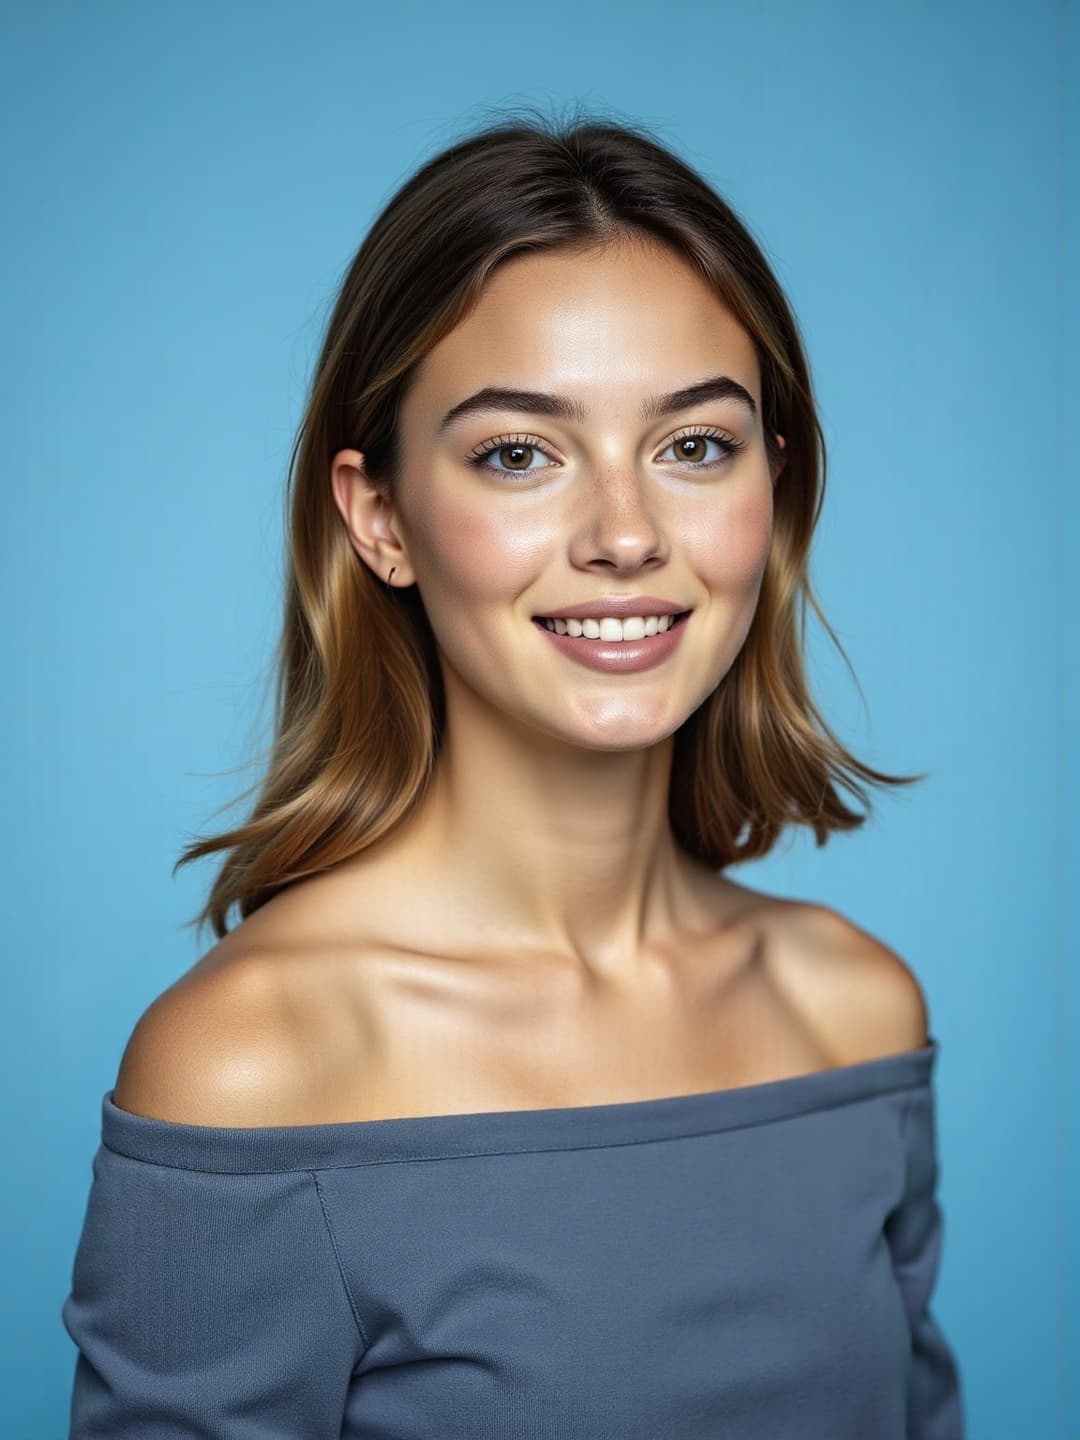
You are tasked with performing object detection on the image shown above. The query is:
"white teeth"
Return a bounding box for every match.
[541,614,682,641]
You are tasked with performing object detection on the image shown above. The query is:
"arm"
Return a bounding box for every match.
[772,904,967,1435]
[61,1147,364,1437]
[60,969,366,1437]
[885,1080,967,1439]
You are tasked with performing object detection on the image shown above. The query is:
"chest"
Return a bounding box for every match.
[295,922,833,1123]
[318,1091,912,1439]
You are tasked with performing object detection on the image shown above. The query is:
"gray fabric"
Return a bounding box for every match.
[62,1036,965,1437]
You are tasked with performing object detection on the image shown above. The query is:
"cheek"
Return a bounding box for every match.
[412,495,545,606]
[691,488,774,590]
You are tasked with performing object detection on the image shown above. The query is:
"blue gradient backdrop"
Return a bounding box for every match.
[2,1,1075,1435]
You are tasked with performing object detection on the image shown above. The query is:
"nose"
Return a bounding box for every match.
[568,469,665,573]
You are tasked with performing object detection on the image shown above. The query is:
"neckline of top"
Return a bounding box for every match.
[98,1037,939,1174]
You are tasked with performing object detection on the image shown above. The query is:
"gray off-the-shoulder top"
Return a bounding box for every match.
[61,1035,965,1438]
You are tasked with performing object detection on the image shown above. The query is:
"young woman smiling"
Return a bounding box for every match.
[62,108,965,1438]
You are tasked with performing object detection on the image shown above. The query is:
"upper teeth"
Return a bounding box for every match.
[540,615,680,640]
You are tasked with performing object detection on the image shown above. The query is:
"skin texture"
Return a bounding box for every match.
[113,234,929,1126]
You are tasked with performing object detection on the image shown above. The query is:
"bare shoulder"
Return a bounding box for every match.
[110,944,317,1127]
[762,898,931,1066]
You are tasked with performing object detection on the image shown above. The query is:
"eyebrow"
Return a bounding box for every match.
[436,374,758,434]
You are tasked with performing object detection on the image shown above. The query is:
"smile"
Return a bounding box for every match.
[536,612,690,641]
[531,611,692,674]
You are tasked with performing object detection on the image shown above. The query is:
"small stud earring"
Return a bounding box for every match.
[385,565,397,593]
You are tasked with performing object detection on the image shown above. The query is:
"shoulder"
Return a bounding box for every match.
[762,899,931,1066]
[110,943,320,1127]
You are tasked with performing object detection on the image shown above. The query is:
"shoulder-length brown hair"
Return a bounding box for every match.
[175,103,925,943]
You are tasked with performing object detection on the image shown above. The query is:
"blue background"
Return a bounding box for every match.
[2,1,1075,1434]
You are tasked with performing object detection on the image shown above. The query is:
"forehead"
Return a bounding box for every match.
[408,237,761,418]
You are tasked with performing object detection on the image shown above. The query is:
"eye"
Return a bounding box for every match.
[658,427,747,469]
[465,426,748,478]
[465,433,559,477]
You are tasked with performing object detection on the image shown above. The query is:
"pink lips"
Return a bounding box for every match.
[532,612,690,673]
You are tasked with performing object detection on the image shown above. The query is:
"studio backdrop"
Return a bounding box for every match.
[1,1,1075,1436]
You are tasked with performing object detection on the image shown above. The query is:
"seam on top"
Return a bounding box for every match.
[898,1087,914,1198]
[309,1169,372,1353]
[884,1090,917,1270]
[100,1076,926,1175]
[306,1081,925,1173]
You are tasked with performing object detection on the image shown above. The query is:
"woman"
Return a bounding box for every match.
[61,108,965,1437]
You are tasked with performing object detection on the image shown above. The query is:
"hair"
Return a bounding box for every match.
[174,101,926,943]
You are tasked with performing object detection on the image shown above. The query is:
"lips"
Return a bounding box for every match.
[532,608,692,674]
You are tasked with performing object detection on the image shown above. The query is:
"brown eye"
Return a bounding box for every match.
[466,433,558,477]
[676,436,708,462]
[499,444,535,470]
[659,429,747,469]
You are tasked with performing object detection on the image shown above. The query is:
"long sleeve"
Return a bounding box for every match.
[60,1139,366,1438]
[884,1081,966,1439]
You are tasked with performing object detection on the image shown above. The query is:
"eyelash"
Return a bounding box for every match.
[464,426,748,477]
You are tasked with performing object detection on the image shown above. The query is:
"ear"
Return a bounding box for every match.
[770,433,786,486]
[330,449,416,589]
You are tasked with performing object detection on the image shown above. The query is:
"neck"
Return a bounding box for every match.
[346,679,719,984]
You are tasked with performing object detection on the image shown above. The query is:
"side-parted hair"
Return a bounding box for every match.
[175,102,925,942]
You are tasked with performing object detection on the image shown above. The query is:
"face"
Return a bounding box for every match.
[333,235,784,751]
